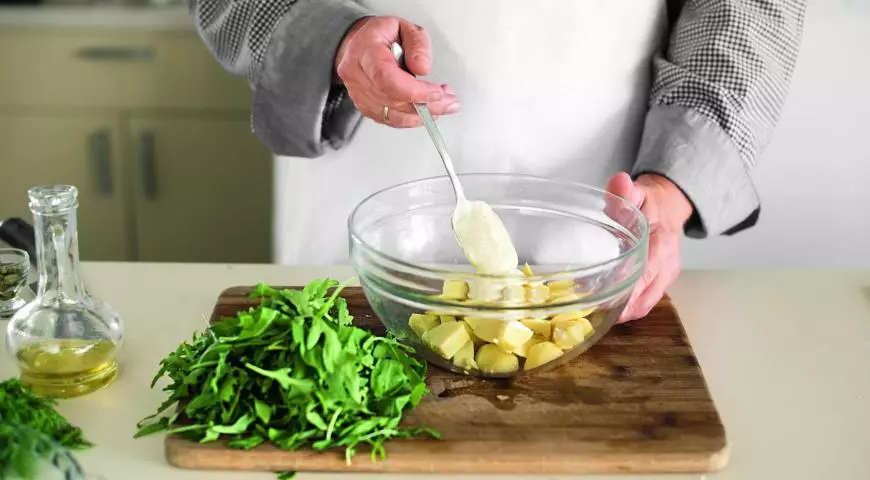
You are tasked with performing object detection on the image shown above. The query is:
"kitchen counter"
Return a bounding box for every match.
[1,262,868,480]
[0,5,191,30]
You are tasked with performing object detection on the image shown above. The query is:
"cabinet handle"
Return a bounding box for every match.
[139,131,158,200]
[89,130,112,195]
[75,46,155,62]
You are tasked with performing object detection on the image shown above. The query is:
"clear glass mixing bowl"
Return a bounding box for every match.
[349,174,648,378]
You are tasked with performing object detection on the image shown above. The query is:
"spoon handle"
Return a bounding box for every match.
[390,42,466,202]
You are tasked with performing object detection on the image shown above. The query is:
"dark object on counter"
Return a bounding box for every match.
[0,218,36,265]
[0,0,44,5]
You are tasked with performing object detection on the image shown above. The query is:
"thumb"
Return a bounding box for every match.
[398,20,433,76]
[606,172,644,207]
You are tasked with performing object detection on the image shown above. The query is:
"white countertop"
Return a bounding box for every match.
[2,262,869,480]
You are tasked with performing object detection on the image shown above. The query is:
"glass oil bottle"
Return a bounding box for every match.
[4,185,124,398]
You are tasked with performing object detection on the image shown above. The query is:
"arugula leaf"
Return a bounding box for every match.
[254,399,272,424]
[135,280,439,479]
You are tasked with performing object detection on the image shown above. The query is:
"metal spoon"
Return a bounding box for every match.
[390,43,518,274]
[390,42,466,203]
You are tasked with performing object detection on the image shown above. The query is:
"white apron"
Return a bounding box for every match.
[274,0,668,265]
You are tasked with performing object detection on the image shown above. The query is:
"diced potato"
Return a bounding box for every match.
[464,316,498,341]
[502,284,526,304]
[457,320,475,339]
[524,341,565,370]
[439,315,458,323]
[522,263,534,278]
[546,279,575,298]
[496,321,534,351]
[409,313,441,338]
[524,283,550,304]
[461,320,488,347]
[511,335,546,358]
[422,321,471,360]
[465,317,534,351]
[548,290,596,316]
[467,277,504,303]
[551,315,594,350]
[548,292,579,303]
[520,317,552,340]
[551,312,588,323]
[441,280,469,300]
[463,316,482,329]
[426,310,453,320]
[452,340,478,370]
[475,344,519,374]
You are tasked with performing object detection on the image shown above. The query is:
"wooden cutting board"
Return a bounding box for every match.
[164,286,728,475]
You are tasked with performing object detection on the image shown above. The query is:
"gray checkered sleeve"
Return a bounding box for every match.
[632,0,808,237]
[188,0,372,157]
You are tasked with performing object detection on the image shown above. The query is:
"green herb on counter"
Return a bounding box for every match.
[135,279,440,475]
[0,379,92,480]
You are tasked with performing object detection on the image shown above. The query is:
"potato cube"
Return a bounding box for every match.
[511,335,546,358]
[461,317,488,348]
[409,313,441,337]
[524,283,550,304]
[546,279,575,298]
[475,344,519,374]
[548,290,596,316]
[467,277,504,303]
[502,284,527,304]
[524,341,565,370]
[441,280,469,300]
[551,315,594,350]
[550,312,588,323]
[422,321,471,359]
[452,340,478,370]
[465,317,534,351]
[520,317,552,340]
[522,263,534,278]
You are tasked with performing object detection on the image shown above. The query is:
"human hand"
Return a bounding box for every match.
[605,172,693,323]
[335,16,460,128]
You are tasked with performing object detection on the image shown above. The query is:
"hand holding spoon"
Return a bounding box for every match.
[391,43,518,275]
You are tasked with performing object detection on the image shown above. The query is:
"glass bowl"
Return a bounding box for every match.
[349,174,648,378]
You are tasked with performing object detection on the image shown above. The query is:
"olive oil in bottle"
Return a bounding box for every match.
[16,339,118,398]
[5,185,124,398]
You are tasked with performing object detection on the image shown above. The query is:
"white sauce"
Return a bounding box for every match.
[451,199,519,275]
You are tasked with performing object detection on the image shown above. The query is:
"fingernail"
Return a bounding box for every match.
[427,92,443,102]
[446,102,461,113]
[412,53,430,65]
[442,84,455,95]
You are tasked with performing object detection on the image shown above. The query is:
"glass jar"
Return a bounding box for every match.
[0,248,30,318]
[5,185,124,398]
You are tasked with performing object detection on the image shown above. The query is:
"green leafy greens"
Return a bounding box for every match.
[135,279,439,477]
[0,379,92,480]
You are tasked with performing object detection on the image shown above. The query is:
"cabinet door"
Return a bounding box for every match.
[128,116,273,263]
[0,113,129,261]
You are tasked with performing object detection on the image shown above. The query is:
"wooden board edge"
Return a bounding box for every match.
[165,434,729,474]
